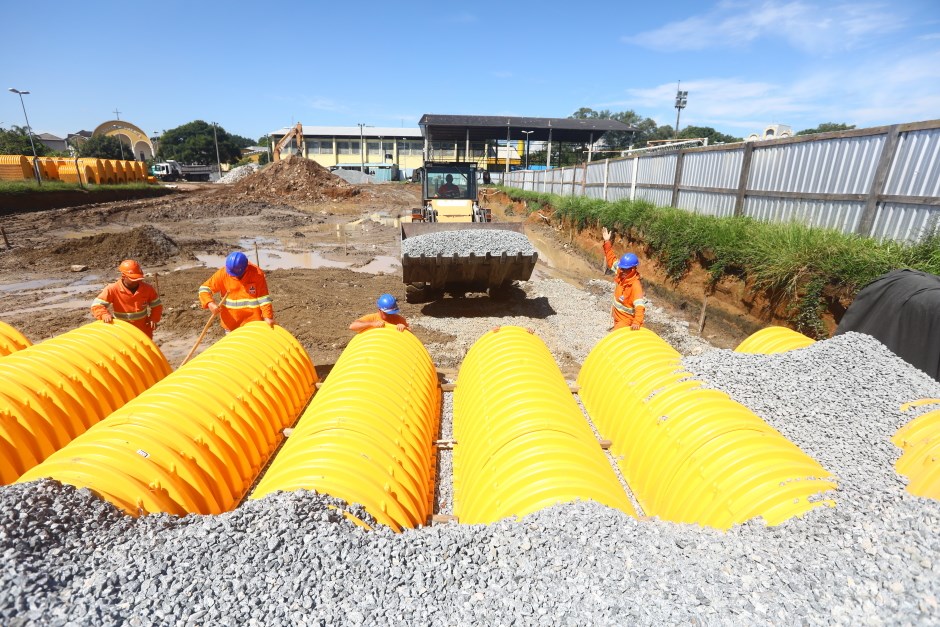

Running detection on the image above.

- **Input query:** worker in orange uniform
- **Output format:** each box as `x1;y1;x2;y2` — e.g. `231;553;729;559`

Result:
349;293;409;333
198;252;274;331
601;227;647;331
91;259;163;339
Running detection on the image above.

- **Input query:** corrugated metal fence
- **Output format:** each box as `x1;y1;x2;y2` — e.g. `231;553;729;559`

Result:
494;119;940;243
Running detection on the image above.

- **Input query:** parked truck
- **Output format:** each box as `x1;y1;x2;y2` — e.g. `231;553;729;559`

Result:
401;162;538;301
150;160;213;182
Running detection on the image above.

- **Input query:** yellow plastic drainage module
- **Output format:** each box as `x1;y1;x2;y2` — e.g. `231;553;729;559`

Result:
1;320;171;485
734;326;816;354
17;322;317;516
578;327;837;530
251;327;440;532
893;399;940;500
0;320;32;357
453;326;636;525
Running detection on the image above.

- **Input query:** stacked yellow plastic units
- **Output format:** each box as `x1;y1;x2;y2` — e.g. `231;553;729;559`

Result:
0;320;32;357
1;320;170;485
251;327;441;532
735;326;816;354
453;326;636;524
18;322;317;516
893;399;940;500
578;327;836;530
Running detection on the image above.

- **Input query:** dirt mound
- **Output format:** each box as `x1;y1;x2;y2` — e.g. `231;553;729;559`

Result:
37;225;182;269
218;156;360;205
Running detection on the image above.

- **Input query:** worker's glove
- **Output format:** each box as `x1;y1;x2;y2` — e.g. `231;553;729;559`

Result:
207;302;219;314
602;227;612;242
101;313;113;324
264;318;276;328
149;320;158;331
395;324;407;332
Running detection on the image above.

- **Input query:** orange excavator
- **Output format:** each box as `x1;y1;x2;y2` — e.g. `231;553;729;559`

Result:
273;123;305;161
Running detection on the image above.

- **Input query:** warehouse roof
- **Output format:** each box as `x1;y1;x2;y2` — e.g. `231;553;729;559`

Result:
271;126;423;139
419;114;635;143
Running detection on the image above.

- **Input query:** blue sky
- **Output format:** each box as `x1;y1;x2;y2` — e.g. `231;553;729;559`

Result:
3;0;939;141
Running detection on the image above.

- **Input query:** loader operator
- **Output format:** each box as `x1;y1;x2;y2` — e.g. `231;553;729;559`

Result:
198;252;275;331
350;293;409;333
91;259;163;339
601;227;647;331
436;174;460;198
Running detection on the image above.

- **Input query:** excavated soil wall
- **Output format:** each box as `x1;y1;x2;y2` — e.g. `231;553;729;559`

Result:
0;187;176;215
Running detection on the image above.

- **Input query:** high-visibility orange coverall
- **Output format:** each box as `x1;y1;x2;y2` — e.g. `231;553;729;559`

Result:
353;312;409;333
198;263;273;332
91;280;163;338
603;241;647;330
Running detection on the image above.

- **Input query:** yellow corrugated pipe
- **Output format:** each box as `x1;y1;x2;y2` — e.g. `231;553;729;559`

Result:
18;322;317;516
893;399;940;500
578;327;836;529
251;327;439;531
735;326;816;354
1;320;170;485
453;326;635;524
0;321;32;356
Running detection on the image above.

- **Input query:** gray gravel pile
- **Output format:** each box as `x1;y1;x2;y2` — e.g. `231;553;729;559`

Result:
216;163;261;184
331;169;376;184
401;230;536;258
4;291;940;623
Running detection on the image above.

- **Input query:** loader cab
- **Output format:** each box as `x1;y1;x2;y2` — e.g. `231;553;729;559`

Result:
423;164;477;202
414;163;487;223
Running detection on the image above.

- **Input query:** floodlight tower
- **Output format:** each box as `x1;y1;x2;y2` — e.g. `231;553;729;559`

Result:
674;81;688;139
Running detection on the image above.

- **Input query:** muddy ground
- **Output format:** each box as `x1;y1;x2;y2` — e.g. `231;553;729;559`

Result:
0;157;756;372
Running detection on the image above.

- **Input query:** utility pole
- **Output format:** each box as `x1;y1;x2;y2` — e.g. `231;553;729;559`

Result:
674;81;688;140
213;122;222;181
358;123;366;172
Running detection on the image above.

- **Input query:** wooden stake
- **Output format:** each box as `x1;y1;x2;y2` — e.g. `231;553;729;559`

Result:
697;293;708;335
0;226;10;249
254;241;261;269
181;291;227;367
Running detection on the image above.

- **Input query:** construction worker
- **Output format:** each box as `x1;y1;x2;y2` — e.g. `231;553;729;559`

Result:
349;293;409;333
436;174;460;198
198;252;274;331
601;227;647;331
91;259;162;339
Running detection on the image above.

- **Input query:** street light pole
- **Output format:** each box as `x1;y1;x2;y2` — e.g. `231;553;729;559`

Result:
521;130;533;170
212;122;222;181
357;123;366;173
8;88;41;185
674;81;688;140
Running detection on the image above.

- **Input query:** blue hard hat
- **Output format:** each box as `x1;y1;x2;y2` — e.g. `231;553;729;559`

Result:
225;252;249;277
617;253;639;270
377;293;400;314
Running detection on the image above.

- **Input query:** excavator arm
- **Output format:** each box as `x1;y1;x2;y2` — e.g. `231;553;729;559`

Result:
273;123;305;161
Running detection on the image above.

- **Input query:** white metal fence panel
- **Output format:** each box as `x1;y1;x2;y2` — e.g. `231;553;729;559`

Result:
637;154;677;186
749;136;883;194
682;149;743;190
607;159;634;201
678;190;736;217
586;161;606;185
745;196;864;234
885;128;940;197
635;187;673;207
870;202;940;243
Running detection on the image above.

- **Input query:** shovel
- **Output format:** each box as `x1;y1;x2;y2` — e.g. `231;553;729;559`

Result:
180;291;227;367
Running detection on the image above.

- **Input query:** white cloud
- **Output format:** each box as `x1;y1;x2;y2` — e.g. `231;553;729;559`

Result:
605;48;940;132
623;1;904;53
303;97;347;113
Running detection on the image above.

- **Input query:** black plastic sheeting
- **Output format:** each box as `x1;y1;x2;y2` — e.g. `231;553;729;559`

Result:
835;269;940;381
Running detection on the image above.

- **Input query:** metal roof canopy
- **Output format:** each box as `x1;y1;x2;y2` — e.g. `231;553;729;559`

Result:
419;114;636;143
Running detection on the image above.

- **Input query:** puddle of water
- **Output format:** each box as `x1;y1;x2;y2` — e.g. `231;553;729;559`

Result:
197;249;351;271
354;256;400;274
0;278;63;292
0;275;102;294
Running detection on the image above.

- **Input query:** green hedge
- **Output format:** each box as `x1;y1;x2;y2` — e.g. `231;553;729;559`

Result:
500;186;940;336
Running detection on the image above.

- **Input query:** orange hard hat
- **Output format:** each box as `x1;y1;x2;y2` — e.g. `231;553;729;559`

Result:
118;259;144;280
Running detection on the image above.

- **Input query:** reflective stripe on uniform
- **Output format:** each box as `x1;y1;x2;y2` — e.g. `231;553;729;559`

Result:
149;297;162;307
113;310;149;321
92;298;111;307
633;297;648;309
612;299;635;315
198;286;213;294
223;297;270;310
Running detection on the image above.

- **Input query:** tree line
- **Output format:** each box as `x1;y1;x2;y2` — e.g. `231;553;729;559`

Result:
521;108;857;167
0;121;266;165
